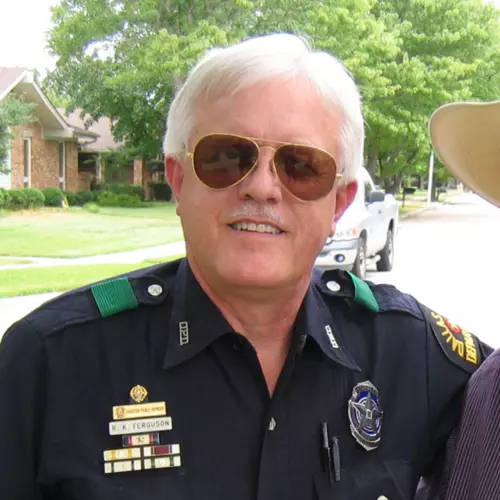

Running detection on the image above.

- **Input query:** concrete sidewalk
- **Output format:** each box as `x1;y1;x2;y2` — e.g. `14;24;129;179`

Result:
0;293;60;337
0;240;186;270
0;240;186;336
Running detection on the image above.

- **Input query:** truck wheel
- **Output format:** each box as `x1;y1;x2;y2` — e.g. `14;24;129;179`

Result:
377;228;394;272
352;236;367;279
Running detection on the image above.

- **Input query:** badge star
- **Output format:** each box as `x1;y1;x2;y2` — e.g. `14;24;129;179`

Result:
353;393;382;432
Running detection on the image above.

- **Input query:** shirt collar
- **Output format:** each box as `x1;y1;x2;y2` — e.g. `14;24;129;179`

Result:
295;281;361;372
163;260;360;372
163;259;235;369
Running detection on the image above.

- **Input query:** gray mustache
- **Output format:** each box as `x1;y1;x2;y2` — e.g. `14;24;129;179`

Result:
229;204;286;227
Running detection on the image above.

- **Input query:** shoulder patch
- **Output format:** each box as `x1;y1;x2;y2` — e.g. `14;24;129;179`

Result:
91;277;139;318
424;307;482;373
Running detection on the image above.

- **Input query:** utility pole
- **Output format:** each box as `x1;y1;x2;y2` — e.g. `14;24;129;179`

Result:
427;150;435;204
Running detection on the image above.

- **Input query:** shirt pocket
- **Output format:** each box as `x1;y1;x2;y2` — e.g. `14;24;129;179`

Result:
314;458;415;500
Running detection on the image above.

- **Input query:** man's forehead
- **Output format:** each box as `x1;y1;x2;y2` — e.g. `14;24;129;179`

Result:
191;85;342;150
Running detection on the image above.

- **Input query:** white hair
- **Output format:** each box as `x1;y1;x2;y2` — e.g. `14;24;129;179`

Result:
163;33;364;181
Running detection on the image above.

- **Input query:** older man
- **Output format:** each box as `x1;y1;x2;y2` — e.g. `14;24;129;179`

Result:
416;100;500;500
0;33;491;500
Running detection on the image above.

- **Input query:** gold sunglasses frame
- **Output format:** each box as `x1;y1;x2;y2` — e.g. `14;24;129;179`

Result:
186;133;343;202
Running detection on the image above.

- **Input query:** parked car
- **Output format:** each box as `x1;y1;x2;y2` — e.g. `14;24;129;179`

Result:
315;167;399;279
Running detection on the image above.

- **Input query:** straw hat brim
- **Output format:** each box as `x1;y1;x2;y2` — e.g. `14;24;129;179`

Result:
429;100;500;207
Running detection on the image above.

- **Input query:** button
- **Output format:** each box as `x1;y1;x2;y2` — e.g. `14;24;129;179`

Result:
326;280;341;292
147;284;163;297
377;496;388;500
268;417;277;431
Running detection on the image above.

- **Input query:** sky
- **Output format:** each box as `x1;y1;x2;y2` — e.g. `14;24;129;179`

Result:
1;0;500;75
0;0;58;75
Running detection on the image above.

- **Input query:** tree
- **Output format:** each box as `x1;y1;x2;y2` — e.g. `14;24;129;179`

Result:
366;0;500;192
46;0;500;190
46;0;258;158
0;97;36;174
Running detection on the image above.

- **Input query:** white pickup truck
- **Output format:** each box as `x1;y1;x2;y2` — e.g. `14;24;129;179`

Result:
315;167;399;279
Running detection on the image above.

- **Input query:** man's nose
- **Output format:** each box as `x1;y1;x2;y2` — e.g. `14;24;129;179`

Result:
236;147;283;204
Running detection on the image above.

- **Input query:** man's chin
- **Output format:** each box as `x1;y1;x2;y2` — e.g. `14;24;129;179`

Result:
216;260;306;289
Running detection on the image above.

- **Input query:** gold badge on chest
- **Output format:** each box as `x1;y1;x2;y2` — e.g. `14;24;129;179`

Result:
103;385;182;474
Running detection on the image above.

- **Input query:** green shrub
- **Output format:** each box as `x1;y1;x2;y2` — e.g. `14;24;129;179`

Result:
149;181;172;201
41;187;65;207
92;182;145;201
108;183;145;201
0;188;5;210
63;190;79;207
2;190;13;210
8;189;28;210
64;190;97;207
97;191;143;207
23;188;45;209
83;202;100;213
77;190;96;205
91;180;107;192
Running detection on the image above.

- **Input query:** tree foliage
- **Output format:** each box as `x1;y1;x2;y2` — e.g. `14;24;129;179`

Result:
46;0;500;189
0;97;37;174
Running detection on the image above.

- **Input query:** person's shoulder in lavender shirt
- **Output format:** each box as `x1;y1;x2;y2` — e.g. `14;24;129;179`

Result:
416;101;500;499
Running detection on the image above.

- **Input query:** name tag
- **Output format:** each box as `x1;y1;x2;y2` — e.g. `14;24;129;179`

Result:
109;417;173;436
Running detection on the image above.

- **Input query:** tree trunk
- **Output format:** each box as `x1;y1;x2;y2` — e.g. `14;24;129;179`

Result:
393;173;403;194
383;174;403;194
430;175;438;201
365;150;377;179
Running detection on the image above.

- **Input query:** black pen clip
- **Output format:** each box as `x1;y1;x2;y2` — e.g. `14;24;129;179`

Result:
331;436;341;482
321;422;334;486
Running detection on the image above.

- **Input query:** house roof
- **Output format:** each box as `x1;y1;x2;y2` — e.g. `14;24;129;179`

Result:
0;67;27;101
62;109;121;151
0;67;122;151
0;67;72;137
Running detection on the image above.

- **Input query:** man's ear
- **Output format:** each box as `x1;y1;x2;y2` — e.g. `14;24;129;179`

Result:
165;156;184;205
329;179;357;236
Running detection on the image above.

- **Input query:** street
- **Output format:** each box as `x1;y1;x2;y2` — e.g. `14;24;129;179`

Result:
1;193;500;347
368;193;500;347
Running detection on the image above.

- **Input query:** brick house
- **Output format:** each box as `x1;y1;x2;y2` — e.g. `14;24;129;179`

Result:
0;67;153;195
63;109;153;194
0;68;97;191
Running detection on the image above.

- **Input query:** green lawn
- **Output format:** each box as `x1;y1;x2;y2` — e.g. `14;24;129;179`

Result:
0;256;185;297
399;201;426;216
95;204;180;219
0;203;184;258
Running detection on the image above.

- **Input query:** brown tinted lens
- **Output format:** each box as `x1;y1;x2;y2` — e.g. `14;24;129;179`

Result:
275;145;337;201
193;135;259;189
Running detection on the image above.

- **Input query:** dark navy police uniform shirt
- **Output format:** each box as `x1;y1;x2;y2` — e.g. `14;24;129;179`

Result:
0;259;491;500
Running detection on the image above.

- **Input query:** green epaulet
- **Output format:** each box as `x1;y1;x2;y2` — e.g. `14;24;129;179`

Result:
10;261;179;341
91;277;139;318
347;271;380;313
315;268;380;313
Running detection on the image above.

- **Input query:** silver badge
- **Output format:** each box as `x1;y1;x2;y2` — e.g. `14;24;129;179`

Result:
348;380;383;451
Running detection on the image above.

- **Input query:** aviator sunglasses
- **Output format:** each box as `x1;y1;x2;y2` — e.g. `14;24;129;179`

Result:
187;133;342;202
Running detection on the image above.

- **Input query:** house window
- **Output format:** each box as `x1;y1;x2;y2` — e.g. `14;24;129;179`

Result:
59;142;66;190
23;138;31;188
